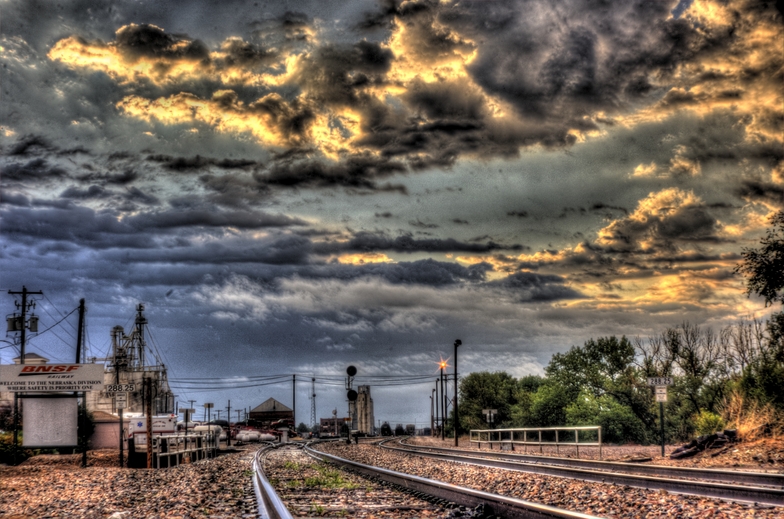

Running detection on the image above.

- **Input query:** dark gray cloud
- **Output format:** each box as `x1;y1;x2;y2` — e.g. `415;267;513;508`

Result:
59;185;106;200
488;271;584;302
261;155;408;190
128;208;306;229
313;231;525;254
0;203;306;251
7;135;51;156
736;180;784;207
114;23;209;61
2;158;69;181
103;233;313;266
147;154;259;171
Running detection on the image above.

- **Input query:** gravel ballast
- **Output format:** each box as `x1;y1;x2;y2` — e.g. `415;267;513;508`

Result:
316;442;784;518
0;449;259;519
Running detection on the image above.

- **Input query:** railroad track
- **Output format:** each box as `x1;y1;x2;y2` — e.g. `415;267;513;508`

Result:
381;439;784;506
253;442;602;518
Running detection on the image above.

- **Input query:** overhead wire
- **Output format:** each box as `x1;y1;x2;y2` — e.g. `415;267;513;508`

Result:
42;293;78;334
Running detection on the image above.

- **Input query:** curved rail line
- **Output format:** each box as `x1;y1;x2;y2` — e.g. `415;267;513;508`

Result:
380;439;784;506
252;444;294;519
394;439;784;488
253;441;602;519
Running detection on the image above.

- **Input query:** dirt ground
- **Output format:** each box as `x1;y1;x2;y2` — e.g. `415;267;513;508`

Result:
16;449;126;468
407;435;784;473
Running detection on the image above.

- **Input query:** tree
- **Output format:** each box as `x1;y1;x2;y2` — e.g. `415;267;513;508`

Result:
546;336;655;429
565;391;649;444
458;371;519;431
510;375;544;426
736;211;784;306
297;422;310;435
740;313;784;410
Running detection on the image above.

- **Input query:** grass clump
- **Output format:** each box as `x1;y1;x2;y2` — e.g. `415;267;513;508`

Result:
303;464;357;489
721;391;783;440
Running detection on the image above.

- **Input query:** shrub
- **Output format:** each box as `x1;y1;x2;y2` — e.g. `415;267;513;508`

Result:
565;391;649;444
693;410;724;436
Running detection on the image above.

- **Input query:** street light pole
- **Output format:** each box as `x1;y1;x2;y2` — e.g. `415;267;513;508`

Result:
440;364;445;441
454;339;461;447
434;379;439;437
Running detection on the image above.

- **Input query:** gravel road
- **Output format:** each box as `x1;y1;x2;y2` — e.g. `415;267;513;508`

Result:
316;442;783;518
0;448;259;519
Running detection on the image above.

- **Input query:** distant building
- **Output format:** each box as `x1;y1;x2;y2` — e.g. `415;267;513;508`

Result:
249;398;293;424
320;415;349;436
84;305;173;416
354;385;374;435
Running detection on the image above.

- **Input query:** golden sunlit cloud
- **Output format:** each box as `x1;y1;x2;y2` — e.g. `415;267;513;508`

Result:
618;0;783;150
116;90;313;147
597;187;706;251
336;253;393;265
631;162;659;178
49;33;204;85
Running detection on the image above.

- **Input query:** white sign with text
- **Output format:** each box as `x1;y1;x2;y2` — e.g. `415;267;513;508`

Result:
0;363;105;392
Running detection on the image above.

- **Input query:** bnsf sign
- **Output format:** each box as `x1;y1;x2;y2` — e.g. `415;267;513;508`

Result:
19;365;81;375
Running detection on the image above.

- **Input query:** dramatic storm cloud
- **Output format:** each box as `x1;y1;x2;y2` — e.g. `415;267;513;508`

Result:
1;0;782;425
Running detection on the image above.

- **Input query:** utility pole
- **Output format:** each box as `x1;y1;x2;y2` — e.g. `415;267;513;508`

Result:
226;400;231;447
145;377;153;469
292;374;296;427
7;286;43;453
310;377;317;431
76;299;87;467
236;409;241;424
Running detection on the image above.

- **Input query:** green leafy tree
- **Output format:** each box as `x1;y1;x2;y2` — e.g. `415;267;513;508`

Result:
565;391;649;444
297;422;310;434
528;382;576;427
458;371;519;430
510;375;544;426
740;313;784;410
545;336;655;429
736;211;784;306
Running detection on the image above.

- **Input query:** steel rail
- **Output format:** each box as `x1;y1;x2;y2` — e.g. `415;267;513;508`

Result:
380;441;784;506
303;443;601;519
394;440;784;488
252;444;295;519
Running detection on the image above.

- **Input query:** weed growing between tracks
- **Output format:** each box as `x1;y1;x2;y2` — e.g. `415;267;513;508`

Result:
304;463;359;489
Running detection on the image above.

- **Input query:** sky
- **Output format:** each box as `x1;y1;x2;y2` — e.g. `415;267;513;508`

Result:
1;0;782;428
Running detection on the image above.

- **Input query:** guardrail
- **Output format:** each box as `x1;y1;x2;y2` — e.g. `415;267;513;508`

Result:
470;426;602;459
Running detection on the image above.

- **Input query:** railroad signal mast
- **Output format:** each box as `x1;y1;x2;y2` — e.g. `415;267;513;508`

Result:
346;366;358;442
